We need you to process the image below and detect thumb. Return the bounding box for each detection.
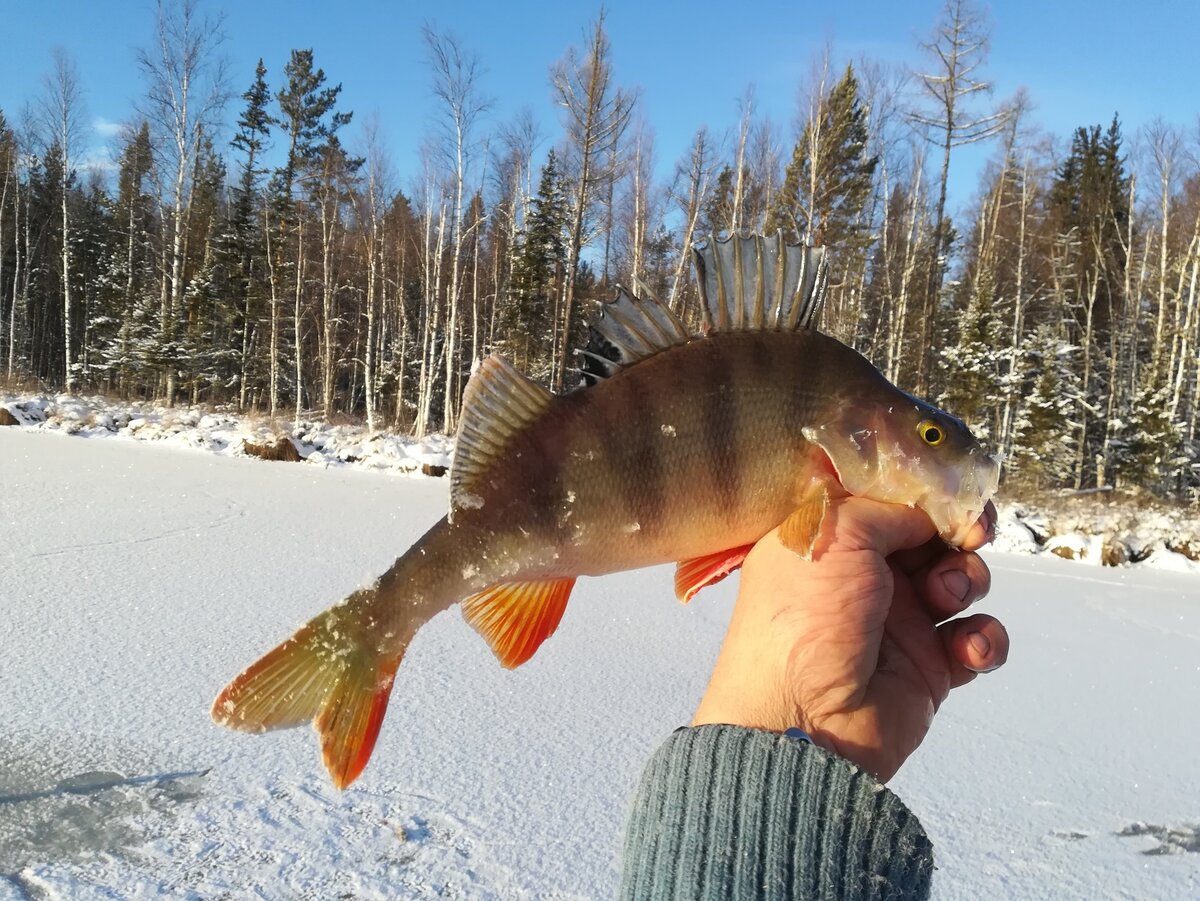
[825,497,938,557]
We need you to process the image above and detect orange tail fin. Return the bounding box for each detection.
[211,604,403,789]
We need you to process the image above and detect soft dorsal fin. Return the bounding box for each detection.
[451,355,554,515]
[693,232,828,333]
[577,282,691,379]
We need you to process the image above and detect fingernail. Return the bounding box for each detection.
[968,631,991,658]
[941,569,970,602]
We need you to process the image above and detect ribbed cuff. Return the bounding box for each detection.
[619,725,932,900]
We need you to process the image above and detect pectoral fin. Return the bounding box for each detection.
[674,544,755,603]
[778,480,832,560]
[461,578,576,669]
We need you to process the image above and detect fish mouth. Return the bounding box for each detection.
[929,452,1002,546]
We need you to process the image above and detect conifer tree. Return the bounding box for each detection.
[1008,324,1081,490]
[95,122,157,393]
[505,149,567,379]
[26,143,70,382]
[229,59,271,407]
[1050,116,1130,486]
[274,48,352,417]
[0,110,16,375]
[765,64,877,249]
[937,269,1002,436]
[1113,377,1184,495]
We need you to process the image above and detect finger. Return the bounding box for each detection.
[957,501,998,553]
[828,496,938,557]
[918,551,992,623]
[939,614,1009,689]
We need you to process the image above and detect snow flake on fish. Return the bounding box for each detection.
[457,492,485,510]
[623,522,641,534]
[660,424,677,438]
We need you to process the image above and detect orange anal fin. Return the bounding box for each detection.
[674,545,754,603]
[778,479,832,560]
[461,577,575,669]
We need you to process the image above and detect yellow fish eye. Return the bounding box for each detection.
[918,420,945,446]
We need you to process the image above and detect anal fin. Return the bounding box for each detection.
[675,544,754,603]
[461,578,576,669]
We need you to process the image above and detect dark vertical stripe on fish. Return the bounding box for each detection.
[613,373,666,535]
[700,342,741,515]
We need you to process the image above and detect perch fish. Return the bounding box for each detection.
[212,233,1001,788]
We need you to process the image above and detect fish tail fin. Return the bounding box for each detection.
[211,597,404,789]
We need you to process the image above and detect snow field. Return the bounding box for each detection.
[1,416,1198,897]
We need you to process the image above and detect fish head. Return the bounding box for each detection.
[802,393,1001,547]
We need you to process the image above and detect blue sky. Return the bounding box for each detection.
[2,0,1197,216]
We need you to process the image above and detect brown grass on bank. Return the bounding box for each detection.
[243,437,303,463]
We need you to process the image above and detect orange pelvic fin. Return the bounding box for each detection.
[211,604,403,790]
[461,577,576,669]
[674,544,754,603]
[779,479,832,560]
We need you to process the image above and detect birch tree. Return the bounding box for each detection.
[909,0,1010,390]
[39,48,88,390]
[423,24,491,432]
[666,127,714,313]
[550,11,635,391]
[137,0,229,402]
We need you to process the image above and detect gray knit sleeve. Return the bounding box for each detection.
[619,725,932,900]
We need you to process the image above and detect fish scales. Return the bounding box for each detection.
[212,234,1001,788]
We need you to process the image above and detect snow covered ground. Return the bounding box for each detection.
[4,389,1197,575]
[2,418,1199,898]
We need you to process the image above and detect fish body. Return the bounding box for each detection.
[213,235,1000,788]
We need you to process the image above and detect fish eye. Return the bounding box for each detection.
[918,420,945,446]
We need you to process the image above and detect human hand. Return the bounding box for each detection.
[691,498,1006,782]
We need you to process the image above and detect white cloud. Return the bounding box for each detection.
[92,117,124,138]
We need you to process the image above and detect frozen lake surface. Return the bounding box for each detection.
[2,428,1197,898]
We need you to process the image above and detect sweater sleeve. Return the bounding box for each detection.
[619,725,933,900]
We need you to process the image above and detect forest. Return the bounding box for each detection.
[1,0,1197,502]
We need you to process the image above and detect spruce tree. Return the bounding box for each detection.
[1009,324,1081,490]
[765,64,877,249]
[937,270,1002,437]
[274,48,353,416]
[94,122,157,393]
[1113,377,1184,495]
[505,149,567,379]
[229,60,272,407]
[1049,116,1129,487]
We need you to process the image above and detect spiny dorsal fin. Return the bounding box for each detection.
[451,355,553,516]
[578,282,691,379]
[693,232,828,333]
